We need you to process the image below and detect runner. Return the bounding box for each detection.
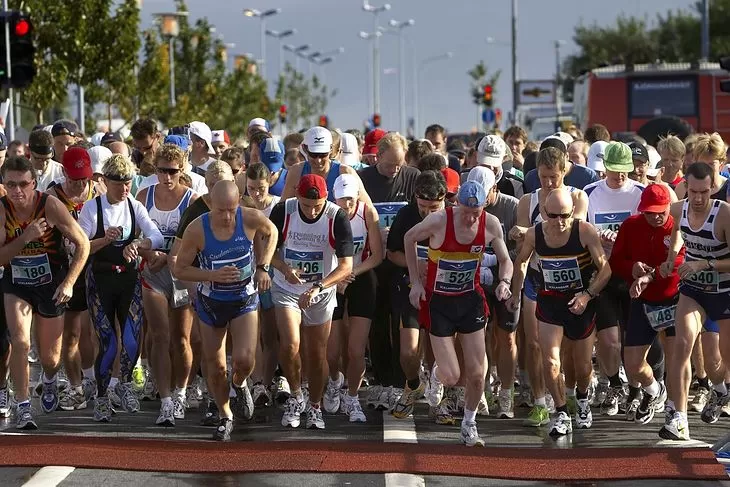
[406,181,513,446]
[78,154,164,423]
[174,180,277,441]
[659,162,730,441]
[656,136,685,190]
[270,174,354,429]
[325,173,382,421]
[0,156,90,429]
[46,147,101,410]
[610,184,678,424]
[508,188,611,436]
[136,144,198,426]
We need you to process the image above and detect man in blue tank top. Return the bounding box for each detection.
[173,180,277,441]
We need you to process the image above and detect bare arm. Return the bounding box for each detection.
[486,214,513,282]
[243,207,278,266]
[279,163,304,201]
[508,194,531,245]
[171,220,209,282]
[666,201,685,265]
[711,203,730,272]
[0,207,41,266]
[45,197,90,287]
[580,221,612,296]
[404,211,443,289]
[355,204,383,275]
[509,227,535,299]
[573,190,588,220]
[322,256,353,289]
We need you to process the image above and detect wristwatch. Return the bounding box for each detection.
[313,281,325,292]
[256,264,270,272]
[585,288,597,299]
[708,259,717,270]
[499,278,511,286]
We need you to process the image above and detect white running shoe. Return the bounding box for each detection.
[156,401,175,427]
[460,421,485,447]
[575,399,593,429]
[306,406,326,429]
[345,397,367,423]
[323,372,343,414]
[426,365,444,407]
[281,396,304,428]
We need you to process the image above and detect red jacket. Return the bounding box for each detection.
[610,214,684,302]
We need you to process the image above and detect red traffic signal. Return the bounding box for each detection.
[372,113,381,127]
[14,19,29,36]
[483,84,493,101]
[279,104,287,114]
[318,115,329,128]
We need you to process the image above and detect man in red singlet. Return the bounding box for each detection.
[404,180,512,446]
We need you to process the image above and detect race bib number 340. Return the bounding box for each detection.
[685,269,719,293]
[11,254,52,286]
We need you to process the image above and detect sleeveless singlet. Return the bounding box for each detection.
[679,199,730,293]
[53,182,97,258]
[197,207,256,301]
[269,169,288,197]
[301,160,341,202]
[90,195,138,271]
[425,207,487,296]
[1,192,66,287]
[528,186,576,271]
[144,184,194,253]
[534,222,596,295]
[260,195,281,218]
[349,201,371,266]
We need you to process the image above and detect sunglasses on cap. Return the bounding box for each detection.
[156,167,181,176]
[546,211,573,220]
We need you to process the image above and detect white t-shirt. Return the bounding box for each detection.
[137,170,207,196]
[36,161,65,191]
[78,194,165,250]
[584,178,644,256]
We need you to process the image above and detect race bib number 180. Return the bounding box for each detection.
[11,253,52,286]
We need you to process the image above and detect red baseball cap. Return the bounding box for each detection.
[297,174,328,200]
[62,147,92,180]
[638,184,671,213]
[363,129,386,155]
[441,168,460,196]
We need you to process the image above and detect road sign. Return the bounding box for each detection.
[517,80,556,105]
[482,108,495,124]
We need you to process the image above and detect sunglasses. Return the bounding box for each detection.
[415,193,446,202]
[5,180,33,189]
[546,211,573,220]
[156,167,181,176]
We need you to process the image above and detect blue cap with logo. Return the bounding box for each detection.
[260,138,285,173]
[164,134,190,151]
[457,180,487,208]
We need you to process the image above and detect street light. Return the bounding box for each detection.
[283,43,310,72]
[413,52,453,136]
[308,47,344,78]
[243,7,282,83]
[153,11,189,108]
[266,28,296,73]
[555,39,566,128]
[359,30,382,118]
[382,18,414,135]
[314,56,334,86]
[362,1,390,115]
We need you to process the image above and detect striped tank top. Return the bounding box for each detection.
[679,199,730,293]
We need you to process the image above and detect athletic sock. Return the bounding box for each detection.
[82,368,95,380]
[534,396,546,407]
[463,408,477,423]
[644,380,660,397]
[576,389,589,400]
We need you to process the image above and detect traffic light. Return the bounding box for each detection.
[483,84,493,107]
[279,104,287,124]
[372,113,381,128]
[495,108,502,125]
[318,115,329,128]
[0,12,36,89]
[721,57,730,93]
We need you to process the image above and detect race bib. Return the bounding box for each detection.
[162,235,175,252]
[434,258,478,294]
[353,236,365,258]
[594,211,631,232]
[211,253,253,292]
[684,269,719,293]
[374,202,407,229]
[540,256,582,292]
[285,249,324,283]
[11,253,52,286]
[643,303,676,331]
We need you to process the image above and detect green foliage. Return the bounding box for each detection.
[467,61,500,106]
[274,63,336,130]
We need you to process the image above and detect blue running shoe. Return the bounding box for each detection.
[41,380,59,413]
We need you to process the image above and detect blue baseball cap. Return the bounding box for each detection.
[457,180,487,208]
[260,138,285,173]
[164,134,190,151]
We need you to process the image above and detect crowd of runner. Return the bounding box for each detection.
[0,117,728,446]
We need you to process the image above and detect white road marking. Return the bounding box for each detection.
[654,439,712,448]
[23,466,75,487]
[383,410,425,486]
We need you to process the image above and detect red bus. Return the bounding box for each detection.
[573,62,730,141]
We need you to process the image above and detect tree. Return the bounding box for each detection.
[274,63,336,131]
[467,61,500,106]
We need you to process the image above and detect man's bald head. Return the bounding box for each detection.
[211,179,240,207]
[544,188,573,215]
[109,141,130,157]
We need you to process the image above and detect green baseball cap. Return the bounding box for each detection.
[603,141,634,173]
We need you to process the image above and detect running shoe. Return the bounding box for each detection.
[659,411,689,441]
[600,385,626,416]
[132,365,146,394]
[93,397,112,423]
[156,401,175,427]
[549,411,573,437]
[497,388,514,419]
[141,370,158,401]
[460,421,485,447]
[566,396,577,416]
[376,386,392,411]
[593,379,609,407]
[365,384,382,409]
[173,396,185,420]
[252,382,271,408]
[27,346,38,364]
[214,417,233,441]
[431,401,456,425]
[575,399,593,429]
[0,385,10,418]
[625,389,642,423]
[392,382,425,419]
[116,382,140,413]
[81,377,97,403]
[701,389,729,424]
[691,387,711,413]
[516,384,533,408]
[40,380,59,413]
[426,365,444,407]
[476,393,490,416]
[545,392,556,414]
[186,376,204,403]
[107,385,122,409]
[306,406,326,429]
[231,383,254,421]
[281,396,304,428]
[635,383,666,425]
[272,376,291,407]
[388,387,404,412]
[324,372,343,414]
[344,397,367,423]
[15,402,37,430]
[200,395,219,426]
[59,387,87,411]
[523,404,549,427]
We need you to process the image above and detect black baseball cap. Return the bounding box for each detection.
[539,136,567,154]
[51,120,79,138]
[628,141,649,163]
[100,132,123,146]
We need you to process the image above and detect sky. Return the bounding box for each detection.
[139,0,698,135]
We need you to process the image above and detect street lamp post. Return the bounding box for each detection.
[153,11,189,108]
[362,1,390,116]
[266,28,296,74]
[413,52,453,136]
[555,39,566,130]
[308,47,344,79]
[383,19,414,135]
[283,43,310,73]
[315,57,334,86]
[359,31,382,118]
[243,8,282,83]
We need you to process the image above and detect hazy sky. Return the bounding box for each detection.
[140,0,697,134]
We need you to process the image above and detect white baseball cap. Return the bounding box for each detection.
[552,131,575,148]
[333,173,359,200]
[647,145,661,177]
[476,135,507,167]
[587,141,609,173]
[248,117,270,132]
[466,166,496,194]
[88,145,113,175]
[340,132,360,166]
[188,121,215,155]
[304,126,333,154]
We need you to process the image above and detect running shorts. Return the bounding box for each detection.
[421,289,489,338]
[595,276,631,332]
[2,267,68,318]
[141,265,190,309]
[679,284,730,323]
[195,292,258,328]
[271,282,337,326]
[333,269,377,321]
[536,292,596,341]
[625,295,678,347]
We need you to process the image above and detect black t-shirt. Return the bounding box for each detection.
[175,197,210,239]
[358,164,420,203]
[269,201,354,258]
